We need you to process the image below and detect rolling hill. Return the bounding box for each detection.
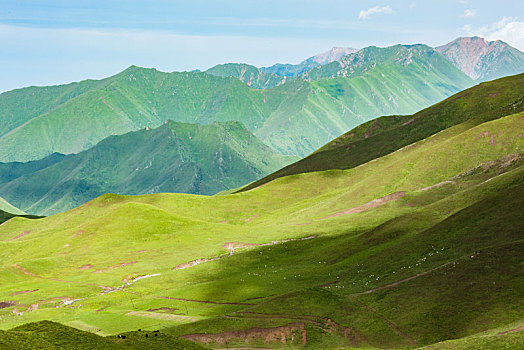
[0,74,522,349]
[239,73,524,192]
[0,121,294,216]
[436,36,524,82]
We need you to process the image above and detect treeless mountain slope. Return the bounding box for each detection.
[0,121,295,215]
[436,36,524,81]
[238,73,524,192]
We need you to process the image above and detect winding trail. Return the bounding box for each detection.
[356,262,452,295]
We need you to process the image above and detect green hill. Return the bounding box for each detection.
[0,121,294,216]
[0,46,474,160]
[0,197,25,216]
[0,320,207,349]
[0,74,522,348]
[239,73,524,192]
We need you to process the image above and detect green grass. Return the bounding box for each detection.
[239,72,524,192]
[0,75,522,348]
[0,321,208,349]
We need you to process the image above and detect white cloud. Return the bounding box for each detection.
[461,17,524,51]
[460,9,476,18]
[358,5,393,20]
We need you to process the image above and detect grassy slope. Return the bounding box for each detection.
[0,49,474,160]
[0,87,522,349]
[0,320,207,349]
[239,72,524,192]
[0,197,25,216]
[0,121,295,215]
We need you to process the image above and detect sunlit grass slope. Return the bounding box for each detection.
[0,321,207,349]
[0,73,522,349]
[240,72,524,192]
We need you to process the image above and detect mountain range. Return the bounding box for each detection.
[0,36,522,218]
[0,73,522,349]
[0,42,480,163]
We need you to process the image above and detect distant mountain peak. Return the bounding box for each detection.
[310,47,358,65]
[261,46,358,77]
[436,36,524,81]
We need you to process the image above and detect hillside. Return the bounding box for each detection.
[206,63,287,89]
[0,74,522,349]
[0,197,25,216]
[436,36,524,82]
[0,46,474,161]
[239,73,524,192]
[0,321,206,350]
[261,47,357,77]
[0,121,294,216]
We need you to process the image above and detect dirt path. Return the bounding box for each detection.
[322,192,406,219]
[9,231,32,241]
[356,300,417,346]
[356,262,451,295]
[157,296,255,306]
[173,236,316,271]
[497,325,524,335]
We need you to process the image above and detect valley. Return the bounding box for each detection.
[0,72,523,349]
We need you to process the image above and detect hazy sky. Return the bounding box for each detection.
[0,0,523,92]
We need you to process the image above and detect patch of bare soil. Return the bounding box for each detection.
[9,231,31,241]
[322,192,406,219]
[72,230,86,238]
[181,322,307,346]
[419,180,453,192]
[476,131,497,147]
[78,264,94,270]
[401,117,419,126]
[10,289,38,296]
[217,312,359,347]
[244,215,259,223]
[173,258,216,270]
[0,301,17,309]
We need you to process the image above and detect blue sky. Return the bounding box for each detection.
[0,0,523,92]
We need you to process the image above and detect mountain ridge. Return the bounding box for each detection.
[0,120,295,215]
